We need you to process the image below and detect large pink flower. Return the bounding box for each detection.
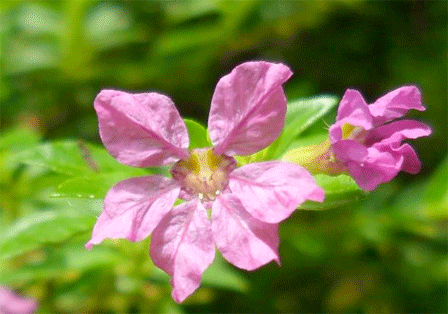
[86,61,324,302]
[329,86,431,191]
[0,286,38,314]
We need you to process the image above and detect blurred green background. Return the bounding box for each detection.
[1,1,447,313]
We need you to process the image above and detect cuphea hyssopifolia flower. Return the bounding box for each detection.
[0,286,38,314]
[86,61,325,302]
[282,86,431,191]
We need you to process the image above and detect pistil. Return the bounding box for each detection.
[171,148,236,201]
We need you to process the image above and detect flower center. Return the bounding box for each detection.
[171,148,236,201]
[341,123,368,142]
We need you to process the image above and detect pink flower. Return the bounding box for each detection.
[86,61,325,302]
[0,286,38,314]
[329,86,431,191]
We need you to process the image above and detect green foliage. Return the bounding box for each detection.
[236,95,338,164]
[184,118,211,150]
[423,156,448,218]
[14,140,153,200]
[301,174,367,210]
[0,208,95,260]
[201,255,249,293]
[14,141,143,176]
[0,0,446,313]
[267,95,338,160]
[54,173,137,200]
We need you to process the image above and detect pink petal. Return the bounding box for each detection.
[370,138,422,175]
[228,161,324,223]
[388,142,421,174]
[369,86,425,125]
[366,120,430,174]
[0,286,38,314]
[335,89,373,130]
[94,90,189,167]
[208,61,292,156]
[332,140,369,164]
[85,176,180,249]
[333,140,403,191]
[212,194,280,271]
[366,120,432,144]
[345,147,403,191]
[150,200,215,303]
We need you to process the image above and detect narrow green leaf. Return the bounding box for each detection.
[0,208,95,260]
[263,95,338,160]
[0,251,67,284]
[148,254,249,293]
[423,156,448,218]
[84,142,142,173]
[14,140,144,176]
[14,141,97,176]
[184,118,211,149]
[153,24,222,57]
[285,95,338,131]
[165,1,220,25]
[300,174,367,210]
[0,244,121,284]
[53,171,145,199]
[64,245,122,270]
[201,254,249,292]
[0,127,42,152]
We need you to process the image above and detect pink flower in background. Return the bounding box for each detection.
[329,86,431,191]
[0,286,38,314]
[86,61,324,302]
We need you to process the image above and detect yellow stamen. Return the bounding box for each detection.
[171,148,236,201]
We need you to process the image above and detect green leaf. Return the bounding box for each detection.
[153,24,223,58]
[64,244,123,270]
[0,208,95,260]
[201,254,249,292]
[423,156,448,218]
[149,254,249,293]
[0,127,42,152]
[14,141,98,176]
[262,95,338,160]
[285,95,338,132]
[53,171,145,200]
[184,118,211,149]
[0,250,67,284]
[14,140,144,176]
[0,244,121,284]
[299,174,367,210]
[165,1,220,25]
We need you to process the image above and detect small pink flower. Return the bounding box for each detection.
[0,286,38,314]
[329,86,431,191]
[86,61,324,302]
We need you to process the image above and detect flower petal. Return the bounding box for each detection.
[366,119,432,144]
[332,139,369,164]
[346,147,403,191]
[85,176,180,249]
[228,161,324,223]
[386,142,421,174]
[333,140,402,191]
[94,90,189,167]
[208,61,292,156]
[150,200,215,303]
[0,286,38,314]
[366,120,431,174]
[212,194,280,271]
[335,89,373,130]
[369,86,425,125]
